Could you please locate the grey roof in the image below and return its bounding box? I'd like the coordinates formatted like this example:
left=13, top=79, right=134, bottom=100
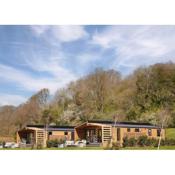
left=27, top=125, right=75, bottom=131
left=87, top=120, right=160, bottom=129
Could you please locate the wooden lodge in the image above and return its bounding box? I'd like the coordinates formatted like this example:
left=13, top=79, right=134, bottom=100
left=75, top=120, right=165, bottom=147
left=16, top=120, right=165, bottom=148
left=16, top=125, right=74, bottom=148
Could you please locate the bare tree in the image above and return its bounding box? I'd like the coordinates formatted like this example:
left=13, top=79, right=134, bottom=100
left=156, top=108, right=170, bottom=150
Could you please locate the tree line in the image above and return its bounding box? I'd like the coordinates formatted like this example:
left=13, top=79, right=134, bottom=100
left=0, top=62, right=175, bottom=137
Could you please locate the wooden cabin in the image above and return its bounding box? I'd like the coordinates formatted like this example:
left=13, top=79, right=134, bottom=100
left=16, top=125, right=74, bottom=148
left=74, top=120, right=165, bottom=147
left=16, top=120, right=165, bottom=148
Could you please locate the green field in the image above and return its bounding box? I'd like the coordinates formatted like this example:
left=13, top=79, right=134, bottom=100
left=166, top=128, right=175, bottom=139
left=122, top=146, right=175, bottom=150
left=1, top=146, right=175, bottom=150
left=0, top=147, right=103, bottom=150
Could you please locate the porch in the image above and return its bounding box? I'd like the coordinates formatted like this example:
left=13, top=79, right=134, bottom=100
left=74, top=122, right=112, bottom=146
left=16, top=127, right=47, bottom=147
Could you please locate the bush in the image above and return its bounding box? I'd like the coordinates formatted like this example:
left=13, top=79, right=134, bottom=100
left=111, top=142, right=120, bottom=150
left=128, top=137, right=137, bottom=147
left=47, top=139, right=65, bottom=148
left=123, top=137, right=137, bottom=147
left=123, top=136, right=158, bottom=147
left=123, top=137, right=129, bottom=147
left=146, top=138, right=158, bottom=147
left=137, top=136, right=148, bottom=147
left=37, top=143, right=43, bottom=149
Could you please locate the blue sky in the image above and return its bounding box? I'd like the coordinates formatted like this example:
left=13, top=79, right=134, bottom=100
left=0, top=25, right=175, bottom=106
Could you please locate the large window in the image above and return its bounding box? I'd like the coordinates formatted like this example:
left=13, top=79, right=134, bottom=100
left=135, top=128, right=140, bottom=132
left=117, top=128, right=120, bottom=141
left=148, top=129, right=152, bottom=136
left=157, top=129, right=161, bottom=137
left=48, top=131, right=52, bottom=135
left=64, top=131, right=68, bottom=136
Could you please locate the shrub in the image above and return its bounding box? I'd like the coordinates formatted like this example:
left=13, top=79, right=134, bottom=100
left=123, top=136, right=175, bottom=148
left=123, top=137, right=129, bottom=147
left=112, top=142, right=120, bottom=150
left=47, top=139, right=65, bottom=148
left=137, top=136, right=148, bottom=147
left=123, top=137, right=137, bottom=147
left=146, top=138, right=158, bottom=147
left=123, top=136, right=158, bottom=147
left=37, top=143, right=43, bottom=149
left=103, top=140, right=112, bottom=150
left=128, top=137, right=137, bottom=147
left=47, top=139, right=58, bottom=148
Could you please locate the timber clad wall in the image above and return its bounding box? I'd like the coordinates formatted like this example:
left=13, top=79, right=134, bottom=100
left=48, top=131, right=72, bottom=141
left=17, top=121, right=165, bottom=148
left=102, top=125, right=112, bottom=142
left=115, top=127, right=165, bottom=145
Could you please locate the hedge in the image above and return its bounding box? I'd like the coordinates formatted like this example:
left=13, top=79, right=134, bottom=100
left=123, top=136, right=175, bottom=147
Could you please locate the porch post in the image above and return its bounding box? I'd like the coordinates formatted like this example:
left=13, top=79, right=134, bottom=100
left=16, top=131, right=20, bottom=143
left=74, top=128, right=79, bottom=141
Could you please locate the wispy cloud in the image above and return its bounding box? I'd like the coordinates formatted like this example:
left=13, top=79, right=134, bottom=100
left=31, top=25, right=88, bottom=42
left=1, top=25, right=175, bottom=106
left=0, top=63, right=77, bottom=94
left=91, top=26, right=175, bottom=74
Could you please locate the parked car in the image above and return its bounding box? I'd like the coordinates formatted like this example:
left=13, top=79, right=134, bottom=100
left=0, top=144, right=3, bottom=148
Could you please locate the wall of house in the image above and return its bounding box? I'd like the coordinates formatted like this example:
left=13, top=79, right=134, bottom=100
left=48, top=131, right=73, bottom=141
left=112, top=127, right=165, bottom=146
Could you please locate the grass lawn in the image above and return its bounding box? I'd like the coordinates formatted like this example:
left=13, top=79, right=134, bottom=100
left=1, top=145, right=175, bottom=150
left=122, top=146, right=175, bottom=150
left=0, top=147, right=103, bottom=150
left=45, top=147, right=103, bottom=150
left=166, top=128, right=175, bottom=140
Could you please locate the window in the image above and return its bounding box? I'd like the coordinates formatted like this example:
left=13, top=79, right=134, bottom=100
left=64, top=131, right=68, bottom=136
left=148, top=129, right=152, bottom=136
left=117, top=128, right=120, bottom=141
left=135, top=128, right=140, bottom=132
left=48, top=131, right=52, bottom=135
left=127, top=128, right=131, bottom=132
left=71, top=132, right=74, bottom=140
left=157, top=129, right=161, bottom=137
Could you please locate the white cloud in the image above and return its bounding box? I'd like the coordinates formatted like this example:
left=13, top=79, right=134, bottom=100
left=52, top=25, right=88, bottom=42
left=30, top=25, right=50, bottom=35
left=31, top=25, right=88, bottom=42
left=0, top=93, right=27, bottom=106
left=92, top=26, right=175, bottom=74
left=0, top=63, right=77, bottom=95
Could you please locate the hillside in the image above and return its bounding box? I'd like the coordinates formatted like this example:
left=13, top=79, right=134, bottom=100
left=1, top=62, right=175, bottom=138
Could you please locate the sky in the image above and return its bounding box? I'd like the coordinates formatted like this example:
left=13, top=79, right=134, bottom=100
left=0, top=25, right=175, bottom=106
